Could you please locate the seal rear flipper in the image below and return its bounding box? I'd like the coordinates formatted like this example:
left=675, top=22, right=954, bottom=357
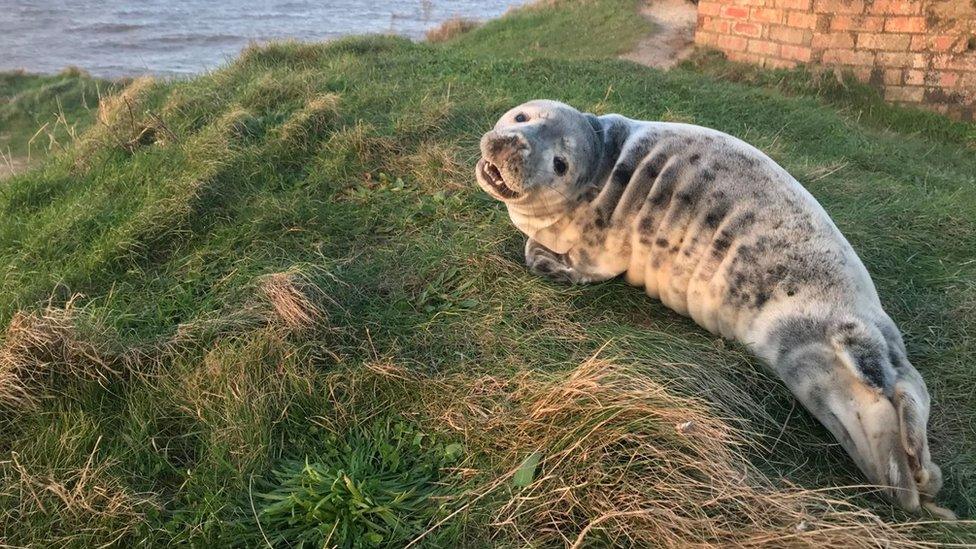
left=822, top=318, right=956, bottom=515
left=775, top=334, right=923, bottom=512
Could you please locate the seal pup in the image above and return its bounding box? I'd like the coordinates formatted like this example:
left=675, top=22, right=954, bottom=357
left=475, top=99, right=953, bottom=517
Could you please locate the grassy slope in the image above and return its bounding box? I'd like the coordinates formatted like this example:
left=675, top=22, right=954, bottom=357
left=0, top=69, right=116, bottom=163
left=1, top=0, right=976, bottom=545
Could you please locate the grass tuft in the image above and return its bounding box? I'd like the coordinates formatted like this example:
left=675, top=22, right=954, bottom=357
left=0, top=298, right=131, bottom=409
left=0, top=436, right=157, bottom=546
left=259, top=269, right=328, bottom=332
left=240, top=421, right=461, bottom=548
left=452, top=357, right=917, bottom=546
left=425, top=18, right=480, bottom=43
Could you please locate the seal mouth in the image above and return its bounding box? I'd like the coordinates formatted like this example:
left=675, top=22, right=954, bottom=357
left=478, top=158, right=520, bottom=200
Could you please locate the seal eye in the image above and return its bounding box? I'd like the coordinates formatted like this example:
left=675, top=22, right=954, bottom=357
left=514, top=113, right=528, bottom=123
left=553, top=156, right=568, bottom=176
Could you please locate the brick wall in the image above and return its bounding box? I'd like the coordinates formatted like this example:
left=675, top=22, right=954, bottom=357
left=695, top=0, right=976, bottom=120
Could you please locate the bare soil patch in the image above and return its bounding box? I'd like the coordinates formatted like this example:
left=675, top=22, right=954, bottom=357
left=1, top=156, right=28, bottom=180
left=621, top=0, right=698, bottom=69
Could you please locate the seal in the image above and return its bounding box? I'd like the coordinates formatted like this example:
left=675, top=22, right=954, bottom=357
left=475, top=99, right=953, bottom=517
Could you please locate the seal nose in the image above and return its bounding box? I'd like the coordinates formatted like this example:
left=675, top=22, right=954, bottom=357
left=482, top=131, right=530, bottom=163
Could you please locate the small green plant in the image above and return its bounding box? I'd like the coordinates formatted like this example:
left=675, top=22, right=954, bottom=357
left=244, top=421, right=462, bottom=548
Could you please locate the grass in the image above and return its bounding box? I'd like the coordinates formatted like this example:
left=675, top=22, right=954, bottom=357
left=1, top=0, right=976, bottom=545
left=0, top=68, right=117, bottom=167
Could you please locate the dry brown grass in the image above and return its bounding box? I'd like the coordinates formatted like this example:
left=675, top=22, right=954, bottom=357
left=425, top=18, right=480, bottom=43
left=338, top=355, right=944, bottom=548
left=78, top=76, right=156, bottom=154
left=0, top=298, right=135, bottom=409
left=0, top=437, right=156, bottom=545
left=259, top=269, right=328, bottom=332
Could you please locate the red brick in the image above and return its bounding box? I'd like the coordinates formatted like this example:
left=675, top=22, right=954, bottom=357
left=931, top=54, right=976, bottom=71
left=698, top=0, right=723, bottom=16
left=781, top=44, right=814, bottom=61
left=752, top=7, right=785, bottom=23
left=764, top=57, right=799, bottom=68
left=866, top=0, right=922, bottom=15
left=960, top=72, right=976, bottom=89
left=903, top=69, right=925, bottom=85
left=748, top=39, right=783, bottom=55
left=940, top=71, right=960, bottom=87
left=878, top=51, right=929, bottom=68
left=812, top=32, right=855, bottom=48
left=717, top=34, right=750, bottom=51
left=702, top=17, right=732, bottom=33
left=884, top=85, right=925, bottom=102
left=850, top=67, right=874, bottom=81
left=732, top=22, right=764, bottom=38
left=857, top=32, right=912, bottom=50
left=884, top=16, right=926, bottom=33
left=883, top=69, right=903, bottom=85
left=727, top=50, right=763, bottom=63
left=822, top=48, right=876, bottom=65
left=768, top=25, right=811, bottom=44
left=722, top=6, right=751, bottom=19
left=932, top=35, right=958, bottom=53
left=774, top=0, right=812, bottom=9
left=733, top=0, right=768, bottom=6
left=695, top=30, right=719, bottom=46
left=813, top=0, right=865, bottom=14
left=830, top=15, right=885, bottom=31
left=786, top=11, right=818, bottom=28
left=909, top=34, right=928, bottom=51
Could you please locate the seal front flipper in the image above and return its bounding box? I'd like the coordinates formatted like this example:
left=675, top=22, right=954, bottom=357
left=525, top=238, right=593, bottom=285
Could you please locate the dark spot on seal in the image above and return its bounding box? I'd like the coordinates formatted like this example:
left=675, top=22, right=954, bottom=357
left=582, top=186, right=600, bottom=202
left=638, top=216, right=654, bottom=233
left=576, top=249, right=592, bottom=268
left=689, top=153, right=701, bottom=164
left=730, top=150, right=759, bottom=168
left=755, top=292, right=769, bottom=309
left=712, top=235, right=732, bottom=256
left=852, top=350, right=886, bottom=389
left=643, top=161, right=660, bottom=180
left=704, top=201, right=730, bottom=229
left=533, top=260, right=553, bottom=274
left=648, top=157, right=683, bottom=207
left=655, top=237, right=669, bottom=248
left=612, top=164, right=634, bottom=187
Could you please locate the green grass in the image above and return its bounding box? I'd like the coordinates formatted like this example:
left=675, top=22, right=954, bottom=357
left=0, top=68, right=117, bottom=162
left=1, top=0, right=976, bottom=545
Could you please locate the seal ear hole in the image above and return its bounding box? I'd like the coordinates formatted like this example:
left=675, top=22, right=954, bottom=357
left=515, top=113, right=528, bottom=123
left=553, top=156, right=568, bottom=176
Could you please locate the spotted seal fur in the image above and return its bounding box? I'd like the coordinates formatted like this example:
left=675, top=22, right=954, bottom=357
left=475, top=99, right=952, bottom=517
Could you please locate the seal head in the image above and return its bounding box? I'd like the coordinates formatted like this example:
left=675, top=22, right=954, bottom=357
left=476, top=100, right=603, bottom=214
